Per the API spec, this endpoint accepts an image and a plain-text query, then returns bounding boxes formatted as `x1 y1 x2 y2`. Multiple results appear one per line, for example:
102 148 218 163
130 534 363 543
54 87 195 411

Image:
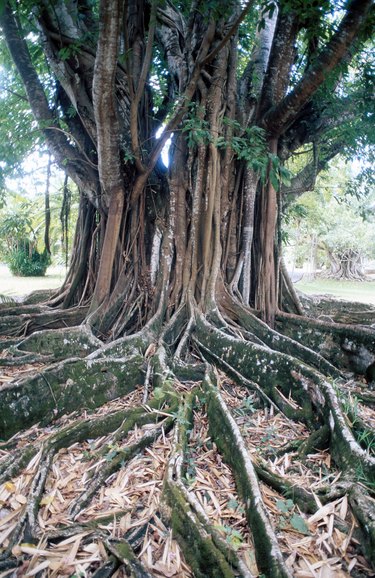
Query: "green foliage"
340 393 375 456
0 194 51 277
181 104 212 148
215 524 244 550
284 158 375 272
7 243 50 277
276 499 310 535
233 395 257 418
218 119 292 189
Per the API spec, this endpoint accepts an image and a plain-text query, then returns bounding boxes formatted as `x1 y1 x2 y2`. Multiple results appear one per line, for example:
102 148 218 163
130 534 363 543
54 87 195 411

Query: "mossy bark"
0 354 144 439
204 375 292 578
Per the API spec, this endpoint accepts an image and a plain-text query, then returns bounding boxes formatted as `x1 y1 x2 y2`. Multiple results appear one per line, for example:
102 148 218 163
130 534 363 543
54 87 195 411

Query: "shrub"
7 243 50 277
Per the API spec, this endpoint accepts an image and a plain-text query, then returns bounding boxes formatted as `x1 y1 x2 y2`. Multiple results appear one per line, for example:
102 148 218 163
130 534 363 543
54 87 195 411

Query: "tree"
284 160 375 279
0 1 375 576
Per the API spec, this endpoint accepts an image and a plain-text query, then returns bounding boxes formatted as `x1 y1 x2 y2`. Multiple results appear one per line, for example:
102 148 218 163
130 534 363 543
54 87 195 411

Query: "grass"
295 278 375 306
0 264 66 299
1 264 374 307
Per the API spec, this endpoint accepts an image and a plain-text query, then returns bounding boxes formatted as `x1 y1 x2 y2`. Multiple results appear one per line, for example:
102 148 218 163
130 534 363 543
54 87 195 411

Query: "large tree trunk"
0 0 374 576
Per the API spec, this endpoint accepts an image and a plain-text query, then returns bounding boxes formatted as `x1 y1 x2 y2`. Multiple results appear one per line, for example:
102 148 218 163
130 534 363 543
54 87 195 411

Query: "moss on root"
0 354 144 440
204 375 292 578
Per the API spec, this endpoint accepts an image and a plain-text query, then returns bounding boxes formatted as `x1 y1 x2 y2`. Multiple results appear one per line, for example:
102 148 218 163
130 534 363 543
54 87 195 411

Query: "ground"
0 273 375 577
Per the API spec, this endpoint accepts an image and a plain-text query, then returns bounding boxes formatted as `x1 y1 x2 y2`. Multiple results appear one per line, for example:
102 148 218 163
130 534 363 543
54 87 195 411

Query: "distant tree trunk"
327 248 366 280
44 154 52 257
305 233 318 281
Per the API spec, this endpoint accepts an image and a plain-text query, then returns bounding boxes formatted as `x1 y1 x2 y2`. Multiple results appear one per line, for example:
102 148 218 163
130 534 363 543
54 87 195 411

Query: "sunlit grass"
0 264 66 298
296 278 375 306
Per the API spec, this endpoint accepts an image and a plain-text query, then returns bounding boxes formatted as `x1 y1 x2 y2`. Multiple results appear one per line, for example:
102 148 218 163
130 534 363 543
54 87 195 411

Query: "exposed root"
204 373 291 578
276 311 375 376
161 390 253 577
0 306 88 338
1 299 375 576
299 293 375 326
0 354 144 440
221 296 343 379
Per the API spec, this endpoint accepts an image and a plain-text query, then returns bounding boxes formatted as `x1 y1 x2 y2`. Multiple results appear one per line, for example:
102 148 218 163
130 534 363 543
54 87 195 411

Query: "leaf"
153 387 164 400
227 498 239 510
290 513 310 535
276 499 293 513
269 171 280 191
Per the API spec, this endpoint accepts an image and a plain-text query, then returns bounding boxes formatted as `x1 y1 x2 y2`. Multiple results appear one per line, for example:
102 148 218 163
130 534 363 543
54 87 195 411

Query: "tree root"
0 354 144 440
299 292 375 326
221 297 343 379
161 390 253 578
276 311 375 375
252 459 320 514
69 416 175 520
1 301 375 575
2 325 102 363
104 539 155 577
0 324 102 367
197 315 375 481
349 484 375 565
204 373 292 578
0 388 173 485
0 306 88 338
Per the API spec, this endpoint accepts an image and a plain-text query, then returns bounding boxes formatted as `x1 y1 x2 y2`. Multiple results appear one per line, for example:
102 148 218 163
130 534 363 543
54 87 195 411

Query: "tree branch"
263 0 373 136
130 0 157 174
0 2 96 193
282 140 344 198
201 0 255 67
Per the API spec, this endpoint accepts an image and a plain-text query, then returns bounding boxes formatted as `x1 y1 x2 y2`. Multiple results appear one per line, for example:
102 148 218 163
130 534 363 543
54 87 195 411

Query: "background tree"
284 159 375 280
0 1 375 576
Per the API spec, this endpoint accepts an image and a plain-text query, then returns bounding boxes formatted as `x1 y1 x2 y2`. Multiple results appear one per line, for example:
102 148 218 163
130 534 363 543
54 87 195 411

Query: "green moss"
163 480 237 578
16 327 101 359
205 382 291 578
109 540 134 561
0 355 144 440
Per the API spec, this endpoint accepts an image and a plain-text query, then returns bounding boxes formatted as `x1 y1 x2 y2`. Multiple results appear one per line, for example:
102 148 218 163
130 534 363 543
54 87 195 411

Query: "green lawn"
295 278 375 306
0 264 66 299
1 263 374 307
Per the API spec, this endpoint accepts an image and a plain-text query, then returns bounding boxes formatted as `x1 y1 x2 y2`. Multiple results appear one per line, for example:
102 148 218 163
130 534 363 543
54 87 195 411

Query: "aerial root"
174 315 195 359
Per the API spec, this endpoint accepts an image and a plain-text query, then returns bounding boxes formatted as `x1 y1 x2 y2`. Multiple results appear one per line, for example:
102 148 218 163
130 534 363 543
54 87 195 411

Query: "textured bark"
1 3 374 573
